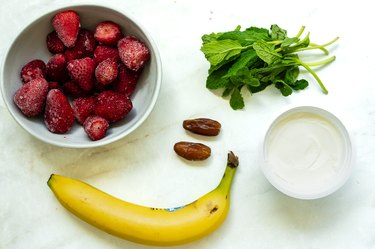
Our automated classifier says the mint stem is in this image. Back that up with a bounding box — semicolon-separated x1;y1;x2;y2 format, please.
304;56;336;67
296;37;339;53
295;26;306;38
298;60;329;94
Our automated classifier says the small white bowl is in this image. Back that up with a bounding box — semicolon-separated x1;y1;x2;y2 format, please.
261;106;352;199
0;4;162;148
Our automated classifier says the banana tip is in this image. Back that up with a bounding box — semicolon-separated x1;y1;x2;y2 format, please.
47;174;55;187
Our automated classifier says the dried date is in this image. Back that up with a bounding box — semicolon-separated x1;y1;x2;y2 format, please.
183;118;221;136
174;141;211;161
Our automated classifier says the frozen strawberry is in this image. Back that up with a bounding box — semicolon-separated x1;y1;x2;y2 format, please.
94;78;110;93
94;21;122;46
64;28;97;61
44;89;74;134
66;57;95;92
46;53;69;83
83;115;109;141
94;90;132;123
20;59;46;84
72;96;96;124
48;81;61;90
46;31;65;54
93;45;119;64
62;81;87;98
112;63;140;97
13;78;49;117
95;58;118;85
52;10;80;48
118;36;150;71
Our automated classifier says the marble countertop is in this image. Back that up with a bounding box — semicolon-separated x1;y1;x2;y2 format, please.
1;0;375;248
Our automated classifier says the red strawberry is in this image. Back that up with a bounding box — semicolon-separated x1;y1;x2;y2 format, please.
71;96;96;124
94;78;110;93
62;81;87;98
93;45;119;64
118;36;150;71
20;59;46;84
64;28;97;61
46;53;69;83
94;21;122;46
112;63;140;97
46;31;65;54
83;115;109;141
52;10;80;48
95;58;118;85
94;90;132;123
13;78;49;117
66;57;95;92
48;81;61;90
44;89;74;133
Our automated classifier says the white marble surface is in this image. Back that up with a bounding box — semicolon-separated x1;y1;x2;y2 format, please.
1;0;375;248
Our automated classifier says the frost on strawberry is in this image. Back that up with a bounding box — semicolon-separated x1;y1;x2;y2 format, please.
52;10;80;48
112;63;140;97
46;31;66;54
44;89;75;134
95;58;118;85
63;81;87;98
118;36;150;71
14;78;49;117
72;96;96;124
66;57;95;92
46;53;69;83
94;21;123;46
94;90;132;123
20;59;46;84
64;28;97;61
93;45;119;64
83;115;109;141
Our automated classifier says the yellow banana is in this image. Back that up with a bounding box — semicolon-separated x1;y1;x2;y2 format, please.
47;151;239;246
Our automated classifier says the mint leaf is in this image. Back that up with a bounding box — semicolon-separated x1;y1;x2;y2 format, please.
270;25;287;40
206;66;230;89
275;80;293;96
224;50;258;79
201;40;246;66
284;66;299;83
253;40;281;65
229;88;244;110
230;67;261;87
222;85;234;97
202;32;223;43
219;27;270;46
247;81;271;94
281;37;299;47
290;79;309;90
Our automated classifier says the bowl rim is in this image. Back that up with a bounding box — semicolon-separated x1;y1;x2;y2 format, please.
0;3;162;148
260;105;353;199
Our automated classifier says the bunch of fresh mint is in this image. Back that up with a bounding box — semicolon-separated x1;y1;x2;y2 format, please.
200;25;338;109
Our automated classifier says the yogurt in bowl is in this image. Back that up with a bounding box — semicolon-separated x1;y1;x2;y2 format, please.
261;106;352;199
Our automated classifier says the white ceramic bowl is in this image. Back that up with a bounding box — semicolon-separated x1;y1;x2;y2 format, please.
261;106;352;199
0;4;162;148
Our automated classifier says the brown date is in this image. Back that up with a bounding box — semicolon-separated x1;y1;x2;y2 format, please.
182;118;221;136
173;141;211;161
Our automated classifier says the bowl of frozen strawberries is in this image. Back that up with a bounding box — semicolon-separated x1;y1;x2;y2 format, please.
0;4;162;148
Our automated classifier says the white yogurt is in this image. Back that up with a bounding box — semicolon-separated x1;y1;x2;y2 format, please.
262;107;352;199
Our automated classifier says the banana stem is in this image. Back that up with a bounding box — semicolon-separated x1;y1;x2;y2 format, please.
217;152;239;193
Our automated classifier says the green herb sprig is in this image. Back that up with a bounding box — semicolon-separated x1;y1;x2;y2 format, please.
200;25;338;110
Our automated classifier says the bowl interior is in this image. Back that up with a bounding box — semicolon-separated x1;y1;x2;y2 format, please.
1;5;161;148
261;106;352;199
